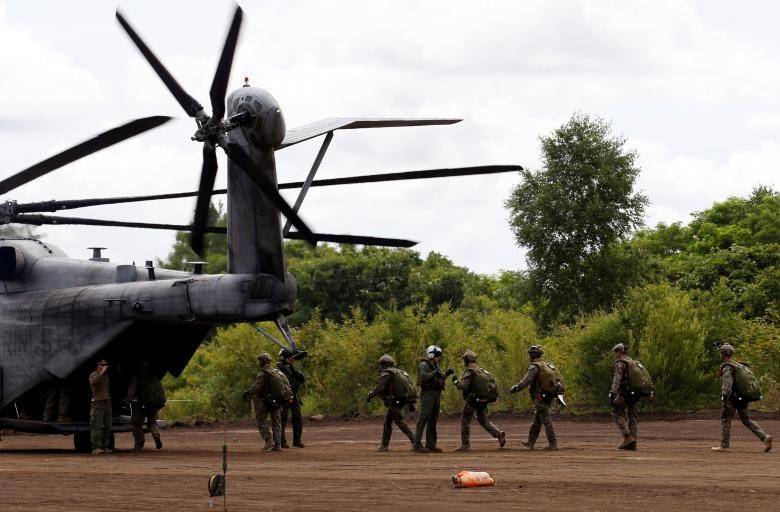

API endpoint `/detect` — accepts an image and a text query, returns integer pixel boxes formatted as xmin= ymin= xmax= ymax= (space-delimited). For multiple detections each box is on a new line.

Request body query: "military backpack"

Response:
xmin=262 ymin=368 xmax=294 ymax=409
xmin=467 ymin=367 xmax=499 ymax=404
xmin=620 ymin=357 xmax=653 ymax=398
xmin=386 ymin=367 xmax=418 ymax=405
xmin=532 ymin=361 xmax=566 ymax=394
xmin=139 ymin=373 xmax=167 ymax=409
xmin=723 ymin=361 xmax=762 ymax=403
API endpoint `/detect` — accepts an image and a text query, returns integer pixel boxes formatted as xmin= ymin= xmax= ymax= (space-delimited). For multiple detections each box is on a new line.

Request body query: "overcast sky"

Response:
xmin=1 ymin=1 xmax=777 ymax=274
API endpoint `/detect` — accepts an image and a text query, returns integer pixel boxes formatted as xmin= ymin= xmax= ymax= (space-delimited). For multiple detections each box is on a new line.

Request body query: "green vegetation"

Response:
xmin=160 ymin=113 xmax=779 ymax=421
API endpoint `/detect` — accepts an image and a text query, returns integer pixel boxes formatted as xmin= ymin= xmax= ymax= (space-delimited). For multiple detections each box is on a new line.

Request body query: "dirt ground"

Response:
xmin=1 ymin=414 xmax=778 ymax=511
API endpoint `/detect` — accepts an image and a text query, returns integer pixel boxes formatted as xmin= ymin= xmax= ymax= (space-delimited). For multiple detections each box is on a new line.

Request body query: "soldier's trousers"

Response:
xmin=382 ymin=404 xmax=415 ymax=446
xmin=414 ymin=391 xmax=441 ymax=449
xmin=611 ymin=399 xmax=638 ymax=439
xmin=461 ymin=402 xmax=500 ymax=446
xmin=281 ymin=397 xmax=303 ymax=444
xmin=528 ymin=398 xmax=556 ymax=444
xmin=90 ymin=399 xmax=112 ymax=450
xmin=720 ymin=402 xmax=767 ymax=448
xmin=255 ymin=402 xmax=282 ymax=446
xmin=44 ymin=382 xmax=72 ymax=422
xmin=131 ymin=406 xmax=161 ymax=449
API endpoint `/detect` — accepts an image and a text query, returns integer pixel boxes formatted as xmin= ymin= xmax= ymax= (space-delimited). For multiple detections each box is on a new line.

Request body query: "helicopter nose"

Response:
xmin=262 ymin=106 xmax=286 ymax=148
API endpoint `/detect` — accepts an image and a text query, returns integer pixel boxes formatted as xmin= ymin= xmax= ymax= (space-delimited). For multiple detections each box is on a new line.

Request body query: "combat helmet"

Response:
xmin=257 ymin=352 xmax=272 ymax=365
xmin=462 ymin=350 xmax=477 ymax=364
xmin=279 ymin=347 xmax=294 ymax=359
xmin=378 ymin=353 xmax=395 ymax=367
xmin=527 ymin=345 xmax=543 ymax=358
xmin=718 ymin=343 xmax=734 ymax=356
xmin=612 ymin=343 xmax=628 ymax=353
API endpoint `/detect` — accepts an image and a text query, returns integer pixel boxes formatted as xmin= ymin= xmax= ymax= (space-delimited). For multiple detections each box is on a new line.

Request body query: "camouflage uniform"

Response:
xmin=88 ymin=371 xmax=112 ymax=451
xmin=247 ymin=367 xmax=282 ymax=449
xmin=277 ymin=360 xmax=306 ymax=447
xmin=718 ymin=363 xmax=767 ymax=448
xmin=369 ymin=368 xmax=415 ymax=448
xmin=454 ymin=363 xmax=501 ymax=447
xmin=513 ymin=361 xmax=556 ymax=447
xmin=610 ymin=358 xmax=638 ymax=441
xmin=127 ymin=370 xmax=165 ymax=450
xmin=44 ymin=379 xmax=72 ymax=422
xmin=414 ymin=360 xmax=445 ymax=450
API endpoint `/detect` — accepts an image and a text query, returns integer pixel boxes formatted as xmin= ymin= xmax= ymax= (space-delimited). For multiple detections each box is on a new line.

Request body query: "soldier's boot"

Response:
xmin=132 ymin=443 xmax=144 ymax=452
xmin=764 ymin=435 xmax=773 ymax=453
xmin=152 ymin=433 xmax=163 ymax=450
xmin=376 ymin=445 xmax=389 ymax=452
xmin=542 ymin=442 xmax=558 ymax=451
xmin=262 ymin=438 xmax=274 ymax=451
xmin=427 ymin=446 xmax=443 ymax=453
xmin=497 ymin=431 xmax=506 ymax=448
xmin=411 ymin=446 xmax=429 ymax=453
xmin=521 ymin=441 xmax=534 ymax=450
xmin=454 ymin=445 xmax=470 ymax=452
xmin=268 ymin=444 xmax=282 ymax=452
xmin=281 ymin=439 xmax=290 ymax=449
xmin=711 ymin=446 xmax=730 ymax=451
xmin=293 ymin=441 xmax=305 ymax=448
xmin=618 ymin=434 xmax=636 ymax=449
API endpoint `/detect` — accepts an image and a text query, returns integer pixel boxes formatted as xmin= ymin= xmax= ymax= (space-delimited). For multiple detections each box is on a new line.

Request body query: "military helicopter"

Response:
xmin=0 ymin=5 xmax=521 ymax=451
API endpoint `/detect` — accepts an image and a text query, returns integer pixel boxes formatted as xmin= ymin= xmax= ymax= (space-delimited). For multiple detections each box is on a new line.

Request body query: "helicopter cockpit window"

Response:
xmin=0 ymin=246 xmax=25 ymax=280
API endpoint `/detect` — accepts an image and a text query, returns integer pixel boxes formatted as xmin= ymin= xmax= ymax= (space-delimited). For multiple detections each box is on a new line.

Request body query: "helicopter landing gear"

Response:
xmin=252 ymin=314 xmax=307 ymax=360
xmin=73 ymin=431 xmax=91 ymax=453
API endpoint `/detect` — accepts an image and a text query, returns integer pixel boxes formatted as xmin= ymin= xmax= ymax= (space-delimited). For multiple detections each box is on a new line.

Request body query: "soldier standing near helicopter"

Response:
xmin=413 ymin=345 xmax=454 ymax=453
xmin=277 ymin=348 xmax=306 ymax=448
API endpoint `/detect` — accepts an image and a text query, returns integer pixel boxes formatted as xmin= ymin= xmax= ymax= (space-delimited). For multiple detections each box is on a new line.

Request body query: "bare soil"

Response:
xmin=1 ymin=415 xmax=778 ymax=511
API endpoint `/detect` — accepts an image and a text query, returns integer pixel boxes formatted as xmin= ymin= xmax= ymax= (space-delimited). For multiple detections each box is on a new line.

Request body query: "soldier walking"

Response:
xmin=413 ymin=345 xmax=453 ymax=453
xmin=277 ymin=348 xmax=306 ymax=448
xmin=712 ymin=344 xmax=772 ymax=452
xmin=245 ymin=352 xmax=291 ymax=452
xmin=89 ymin=359 xmax=112 ymax=455
xmin=452 ymin=350 xmax=505 ymax=451
xmin=367 ymin=354 xmax=416 ymax=452
xmin=610 ymin=343 xmax=653 ymax=450
xmin=510 ymin=345 xmax=558 ymax=450
xmin=127 ymin=360 xmax=166 ymax=451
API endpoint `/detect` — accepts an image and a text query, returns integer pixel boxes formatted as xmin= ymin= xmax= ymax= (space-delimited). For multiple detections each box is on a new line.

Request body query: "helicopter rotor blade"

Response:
xmin=0 ymin=116 xmax=172 ymax=196
xmin=221 ymin=142 xmax=316 ymax=245
xmin=12 ymin=165 xmax=521 ymax=213
xmin=209 ymin=5 xmax=243 ymax=121
xmin=191 ymin=144 xmax=219 ymax=257
xmin=285 ymin=232 xmax=417 ymax=248
xmin=116 ymin=10 xmax=204 ymax=118
xmin=9 ymin=214 xmax=225 ymax=233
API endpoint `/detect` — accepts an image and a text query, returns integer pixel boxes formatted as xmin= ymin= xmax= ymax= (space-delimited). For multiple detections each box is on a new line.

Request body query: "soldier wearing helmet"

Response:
xmin=712 ymin=343 xmax=772 ymax=452
xmin=367 ymin=354 xmax=416 ymax=451
xmin=609 ymin=342 xmax=655 ymax=450
xmin=277 ymin=347 xmax=306 ymax=448
xmin=510 ymin=345 xmax=558 ymax=450
xmin=244 ymin=352 xmax=286 ymax=451
xmin=452 ymin=350 xmax=506 ymax=451
xmin=413 ymin=345 xmax=454 ymax=453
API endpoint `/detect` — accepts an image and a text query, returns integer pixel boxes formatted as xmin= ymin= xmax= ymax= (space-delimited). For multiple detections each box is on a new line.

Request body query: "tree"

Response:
xmin=505 ymin=113 xmax=648 ymax=325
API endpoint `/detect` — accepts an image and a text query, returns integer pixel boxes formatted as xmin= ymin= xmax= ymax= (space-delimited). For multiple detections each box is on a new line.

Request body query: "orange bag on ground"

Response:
xmin=451 ymin=471 xmax=495 ymax=488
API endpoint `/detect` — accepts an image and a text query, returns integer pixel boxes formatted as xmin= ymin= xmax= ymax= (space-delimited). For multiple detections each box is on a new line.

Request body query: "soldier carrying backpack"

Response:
xmin=510 ymin=345 xmax=561 ymax=451
xmin=712 ymin=343 xmax=772 ymax=452
xmin=609 ymin=343 xmax=654 ymax=450
xmin=452 ymin=350 xmax=506 ymax=451
xmin=367 ymin=354 xmax=417 ymax=452
xmin=244 ymin=352 xmax=293 ymax=452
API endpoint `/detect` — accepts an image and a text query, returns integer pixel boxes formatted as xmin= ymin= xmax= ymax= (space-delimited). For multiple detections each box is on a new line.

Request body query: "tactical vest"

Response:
xmin=466 ymin=367 xmax=499 ymax=404
xmin=532 ymin=361 xmax=566 ymax=394
xmin=617 ymin=357 xmax=653 ymax=398
xmin=722 ymin=361 xmax=762 ymax=403
xmin=386 ymin=367 xmax=418 ymax=405
xmin=139 ymin=373 xmax=166 ymax=409
xmin=262 ymin=368 xmax=293 ymax=409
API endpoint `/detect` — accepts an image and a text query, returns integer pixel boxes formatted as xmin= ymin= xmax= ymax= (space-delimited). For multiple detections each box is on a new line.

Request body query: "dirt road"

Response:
xmin=1 ymin=415 xmax=778 ymax=511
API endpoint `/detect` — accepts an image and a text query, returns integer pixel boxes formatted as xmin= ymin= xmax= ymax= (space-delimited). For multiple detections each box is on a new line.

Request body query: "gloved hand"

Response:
xmin=444 ymin=368 xmax=455 ymax=377
xmin=510 ymin=384 xmax=520 ymax=394
xmin=609 ymin=393 xmax=624 ymax=407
